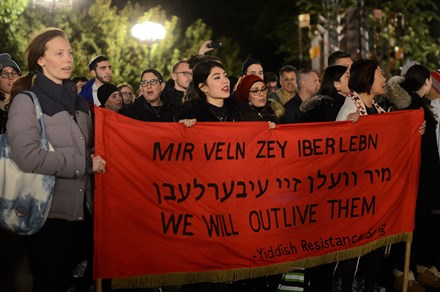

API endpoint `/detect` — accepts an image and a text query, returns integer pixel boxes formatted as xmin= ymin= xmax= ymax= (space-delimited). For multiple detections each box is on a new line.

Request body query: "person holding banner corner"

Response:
xmin=7 ymin=27 xmax=106 ymax=292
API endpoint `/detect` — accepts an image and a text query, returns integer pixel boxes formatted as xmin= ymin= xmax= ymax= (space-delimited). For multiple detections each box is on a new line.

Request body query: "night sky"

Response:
xmin=111 ymin=0 xmax=296 ymax=72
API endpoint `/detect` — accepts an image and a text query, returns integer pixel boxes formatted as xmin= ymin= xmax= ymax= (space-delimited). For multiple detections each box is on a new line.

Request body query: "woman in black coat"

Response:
xmin=176 ymin=60 xmax=241 ymax=125
xmin=236 ymin=74 xmax=284 ymax=125
xmin=386 ymin=64 xmax=440 ymax=289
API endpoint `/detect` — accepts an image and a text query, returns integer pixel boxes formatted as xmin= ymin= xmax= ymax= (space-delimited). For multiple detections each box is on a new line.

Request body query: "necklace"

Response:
xmin=208 ymin=104 xmax=228 ymax=122
xmin=151 ymin=105 xmax=162 ymax=117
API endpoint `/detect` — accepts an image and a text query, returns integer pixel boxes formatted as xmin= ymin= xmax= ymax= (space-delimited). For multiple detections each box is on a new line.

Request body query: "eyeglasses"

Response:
xmin=175 ymin=71 xmax=192 ymax=77
xmin=121 ymin=92 xmax=133 ymax=97
xmin=249 ymin=88 xmax=269 ymax=95
xmin=110 ymin=93 xmax=122 ymax=99
xmin=140 ymin=79 xmax=161 ymax=87
xmin=1 ymin=71 xmax=20 ymax=79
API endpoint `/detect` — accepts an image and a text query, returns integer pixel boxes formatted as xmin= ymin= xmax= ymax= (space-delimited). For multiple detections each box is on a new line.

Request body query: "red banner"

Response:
xmin=93 ymin=107 xmax=422 ymax=286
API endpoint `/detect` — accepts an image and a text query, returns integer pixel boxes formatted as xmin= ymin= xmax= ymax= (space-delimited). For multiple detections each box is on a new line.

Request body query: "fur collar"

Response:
xmin=385 ymin=76 xmax=411 ymax=110
xmin=300 ymin=94 xmax=335 ymax=112
xmin=268 ymin=98 xmax=285 ymax=118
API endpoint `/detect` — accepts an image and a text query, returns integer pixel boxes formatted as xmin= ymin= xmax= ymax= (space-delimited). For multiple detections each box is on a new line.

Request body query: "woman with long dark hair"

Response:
xmin=386 ymin=64 xmax=440 ymax=289
xmin=177 ymin=60 xmax=241 ymax=125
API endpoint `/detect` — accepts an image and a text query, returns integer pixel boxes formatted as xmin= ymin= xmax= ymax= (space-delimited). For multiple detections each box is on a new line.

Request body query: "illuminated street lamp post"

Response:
xmin=131 ymin=21 xmax=166 ymax=68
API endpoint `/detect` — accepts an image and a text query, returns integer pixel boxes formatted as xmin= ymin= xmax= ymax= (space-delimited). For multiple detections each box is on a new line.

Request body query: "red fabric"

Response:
xmin=93 ymin=107 xmax=423 ymax=280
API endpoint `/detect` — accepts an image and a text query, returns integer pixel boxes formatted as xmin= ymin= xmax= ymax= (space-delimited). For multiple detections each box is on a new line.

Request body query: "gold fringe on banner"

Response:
xmin=111 ymin=232 xmax=412 ymax=289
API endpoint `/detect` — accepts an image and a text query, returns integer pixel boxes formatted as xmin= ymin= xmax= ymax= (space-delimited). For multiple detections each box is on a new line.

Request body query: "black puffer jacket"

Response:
xmin=176 ymin=97 xmax=241 ymax=122
xmin=122 ymin=96 xmax=179 ymax=122
xmin=300 ymin=93 xmax=345 ymax=122
xmin=239 ymin=98 xmax=284 ymax=123
xmin=386 ymin=76 xmax=440 ymax=210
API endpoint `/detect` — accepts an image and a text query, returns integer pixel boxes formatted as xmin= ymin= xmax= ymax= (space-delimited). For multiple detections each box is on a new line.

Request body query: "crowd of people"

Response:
xmin=1 ymin=27 xmax=440 ymax=292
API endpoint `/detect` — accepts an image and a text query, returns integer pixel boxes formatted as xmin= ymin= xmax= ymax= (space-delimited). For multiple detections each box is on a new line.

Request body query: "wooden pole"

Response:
xmin=402 ymin=239 xmax=412 ymax=292
xmin=96 ymin=279 xmax=102 ymax=292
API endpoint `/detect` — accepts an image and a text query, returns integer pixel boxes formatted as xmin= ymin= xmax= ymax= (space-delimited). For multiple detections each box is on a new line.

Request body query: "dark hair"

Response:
xmin=401 ymin=64 xmax=430 ymax=93
xmin=320 ymin=65 xmax=348 ymax=98
xmin=279 ymin=65 xmax=297 ymax=78
xmin=241 ymin=58 xmax=263 ymax=76
xmin=328 ymin=51 xmax=351 ymax=67
xmin=188 ymin=54 xmax=221 ymax=70
xmin=72 ymin=76 xmax=88 ymax=84
xmin=192 ymin=60 xmax=226 ymax=101
xmin=349 ymin=59 xmax=379 ymax=94
xmin=88 ymin=55 xmax=110 ymax=71
xmin=12 ymin=28 xmax=66 ymax=98
xmin=140 ymin=69 xmax=164 ymax=83
xmin=264 ymin=71 xmax=278 ymax=83
xmin=172 ymin=59 xmax=189 ymax=73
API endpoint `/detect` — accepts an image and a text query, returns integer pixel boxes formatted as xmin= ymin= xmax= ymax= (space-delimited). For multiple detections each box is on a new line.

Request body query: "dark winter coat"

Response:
xmin=300 ymin=93 xmax=346 ymax=122
xmin=176 ymin=97 xmax=241 ymax=122
xmin=386 ymin=76 xmax=440 ymax=210
xmin=7 ymin=73 xmax=93 ymax=221
xmin=281 ymin=94 xmax=310 ymax=124
xmin=122 ymin=96 xmax=179 ymax=122
xmin=239 ymin=98 xmax=284 ymax=123
xmin=162 ymin=79 xmax=185 ymax=106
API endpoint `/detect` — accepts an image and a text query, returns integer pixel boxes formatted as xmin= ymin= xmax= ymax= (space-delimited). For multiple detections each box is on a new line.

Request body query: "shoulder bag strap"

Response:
xmin=22 ymin=91 xmax=51 ymax=152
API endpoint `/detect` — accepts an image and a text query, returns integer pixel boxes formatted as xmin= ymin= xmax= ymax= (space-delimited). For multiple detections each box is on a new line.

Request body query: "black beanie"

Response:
xmin=241 ymin=58 xmax=262 ymax=76
xmin=0 ymin=53 xmax=21 ymax=72
xmin=97 ymin=83 xmax=119 ymax=107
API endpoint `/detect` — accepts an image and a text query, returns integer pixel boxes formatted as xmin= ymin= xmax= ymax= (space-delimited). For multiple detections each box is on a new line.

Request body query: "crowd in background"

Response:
xmin=1 ymin=26 xmax=440 ymax=292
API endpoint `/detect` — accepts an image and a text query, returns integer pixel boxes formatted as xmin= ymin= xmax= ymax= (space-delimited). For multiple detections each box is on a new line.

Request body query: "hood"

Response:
xmin=300 ymin=94 xmax=334 ymax=112
xmin=385 ymin=76 xmax=411 ymax=110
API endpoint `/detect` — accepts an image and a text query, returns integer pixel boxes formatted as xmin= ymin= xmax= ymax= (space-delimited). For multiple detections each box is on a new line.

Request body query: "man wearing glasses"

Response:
xmin=162 ymin=59 xmax=193 ymax=106
xmin=268 ymin=65 xmax=298 ymax=106
xmin=122 ymin=69 xmax=179 ymax=122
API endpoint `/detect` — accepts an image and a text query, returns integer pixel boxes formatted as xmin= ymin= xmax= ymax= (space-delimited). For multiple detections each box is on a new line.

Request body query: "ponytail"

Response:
xmin=9 ymin=72 xmax=36 ymax=109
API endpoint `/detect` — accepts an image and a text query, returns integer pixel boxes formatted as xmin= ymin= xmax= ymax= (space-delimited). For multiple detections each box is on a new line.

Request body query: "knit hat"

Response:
xmin=431 ymin=71 xmax=440 ymax=93
xmin=236 ymin=75 xmax=264 ymax=102
xmin=0 ymin=53 xmax=21 ymax=72
xmin=241 ymin=58 xmax=262 ymax=76
xmin=97 ymin=83 xmax=119 ymax=107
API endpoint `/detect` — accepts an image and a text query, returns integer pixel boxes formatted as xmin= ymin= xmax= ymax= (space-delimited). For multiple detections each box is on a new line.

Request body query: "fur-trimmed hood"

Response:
xmin=300 ymin=94 xmax=335 ymax=112
xmin=385 ymin=76 xmax=411 ymax=110
xmin=268 ymin=97 xmax=285 ymax=118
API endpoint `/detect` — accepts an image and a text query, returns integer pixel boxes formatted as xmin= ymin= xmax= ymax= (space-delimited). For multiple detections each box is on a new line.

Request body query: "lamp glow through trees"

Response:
xmin=131 ymin=22 xmax=166 ymax=42
xmin=131 ymin=21 xmax=166 ymax=68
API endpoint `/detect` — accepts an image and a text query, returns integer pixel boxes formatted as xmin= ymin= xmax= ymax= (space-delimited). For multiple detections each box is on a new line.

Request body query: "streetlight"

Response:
xmin=32 ymin=0 xmax=73 ymax=26
xmin=131 ymin=21 xmax=166 ymax=68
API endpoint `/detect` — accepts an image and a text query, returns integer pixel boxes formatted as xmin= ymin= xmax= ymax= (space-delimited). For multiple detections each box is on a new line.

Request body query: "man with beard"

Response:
xmin=80 ymin=55 xmax=112 ymax=106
